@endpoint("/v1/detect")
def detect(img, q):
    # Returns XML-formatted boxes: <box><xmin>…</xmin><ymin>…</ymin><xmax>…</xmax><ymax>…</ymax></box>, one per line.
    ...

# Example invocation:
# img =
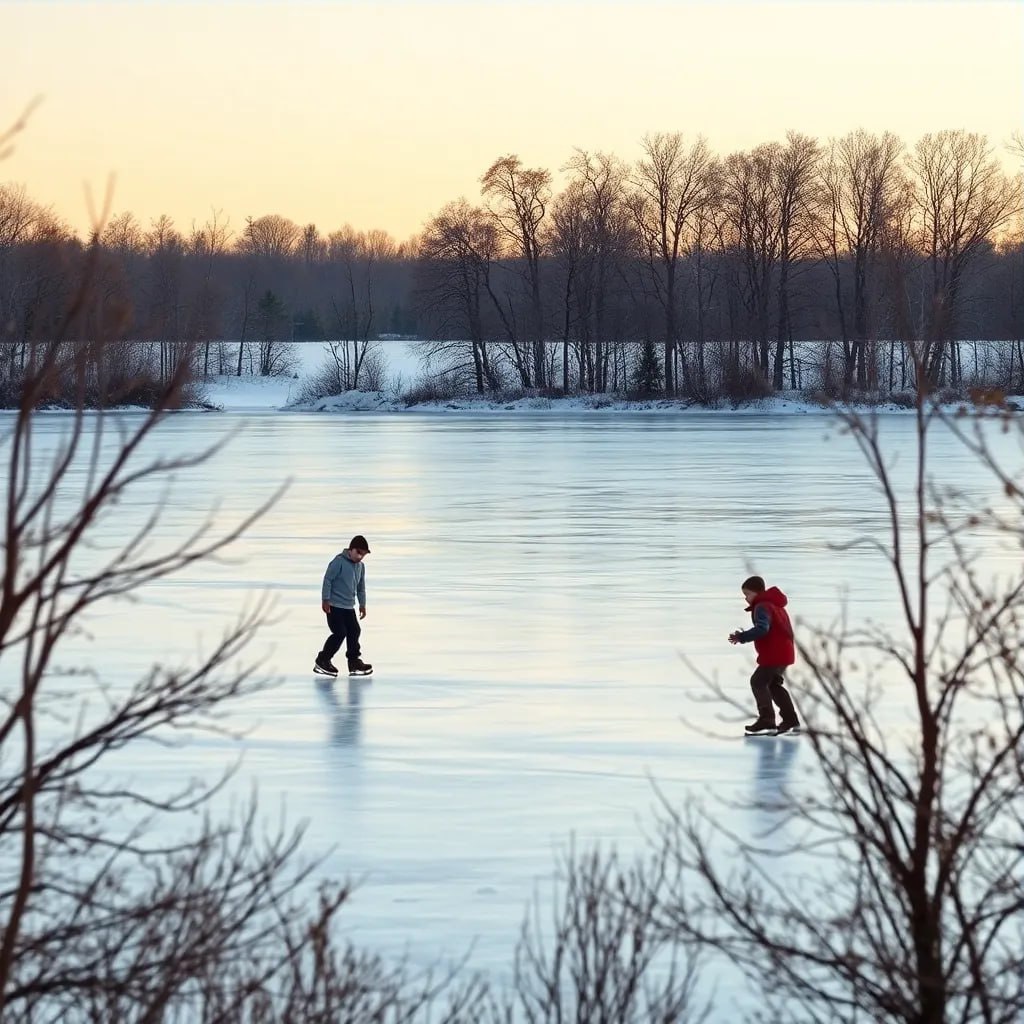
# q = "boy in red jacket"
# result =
<box><xmin>728</xmin><ymin>575</ymin><xmax>800</xmax><ymax>735</ymax></box>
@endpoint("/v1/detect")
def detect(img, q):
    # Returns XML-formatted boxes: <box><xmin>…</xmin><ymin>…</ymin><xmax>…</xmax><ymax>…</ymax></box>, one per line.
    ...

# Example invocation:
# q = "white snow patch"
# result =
<box><xmin>198</xmin><ymin>373</ymin><xmax>304</xmax><ymax>411</ymax></box>
<box><xmin>304</xmin><ymin>390</ymin><xmax>397</xmax><ymax>412</ymax></box>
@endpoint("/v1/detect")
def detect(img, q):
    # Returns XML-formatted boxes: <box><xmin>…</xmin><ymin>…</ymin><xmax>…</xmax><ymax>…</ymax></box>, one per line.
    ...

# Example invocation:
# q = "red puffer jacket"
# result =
<box><xmin>748</xmin><ymin>587</ymin><xmax>795</xmax><ymax>667</ymax></box>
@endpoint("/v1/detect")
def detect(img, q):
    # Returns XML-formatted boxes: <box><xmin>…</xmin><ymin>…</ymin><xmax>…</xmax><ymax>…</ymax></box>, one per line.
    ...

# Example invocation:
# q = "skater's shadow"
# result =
<box><xmin>316</xmin><ymin>676</ymin><xmax>369</xmax><ymax>748</ymax></box>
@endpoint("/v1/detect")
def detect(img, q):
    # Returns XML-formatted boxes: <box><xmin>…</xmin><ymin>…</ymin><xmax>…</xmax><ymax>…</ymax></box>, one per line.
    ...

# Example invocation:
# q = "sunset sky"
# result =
<box><xmin>3</xmin><ymin>0</ymin><xmax>1022</xmax><ymax>242</ymax></box>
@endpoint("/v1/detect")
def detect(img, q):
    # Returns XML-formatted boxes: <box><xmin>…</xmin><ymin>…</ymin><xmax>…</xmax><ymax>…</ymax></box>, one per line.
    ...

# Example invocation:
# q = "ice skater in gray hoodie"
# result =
<box><xmin>314</xmin><ymin>534</ymin><xmax>372</xmax><ymax>677</ymax></box>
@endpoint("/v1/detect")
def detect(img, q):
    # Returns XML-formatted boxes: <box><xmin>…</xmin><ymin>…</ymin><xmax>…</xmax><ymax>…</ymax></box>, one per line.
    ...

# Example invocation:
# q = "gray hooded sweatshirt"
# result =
<box><xmin>321</xmin><ymin>550</ymin><xmax>367</xmax><ymax>609</ymax></box>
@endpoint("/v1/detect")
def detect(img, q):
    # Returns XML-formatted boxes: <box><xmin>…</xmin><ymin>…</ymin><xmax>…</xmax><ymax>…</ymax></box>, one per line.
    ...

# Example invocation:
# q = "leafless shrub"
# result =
<box><xmin>255</xmin><ymin>339</ymin><xmax>299</xmax><ymax>377</ymax></box>
<box><xmin>809</xmin><ymin>339</ymin><xmax>847</xmax><ymax>399</ymax></box>
<box><xmin>0</xmin><ymin>341</ymin><xmax>206</xmax><ymax>409</ymax></box>
<box><xmin>413</xmin><ymin>341</ymin><xmax>509</xmax><ymax>395</ymax></box>
<box><xmin>400</xmin><ymin>373</ymin><xmax>469</xmax><ymax>406</ymax></box>
<box><xmin>659</xmin><ymin>342</ymin><xmax>1024</xmax><ymax>1022</ymax></box>
<box><xmin>291</xmin><ymin>356</ymin><xmax>345</xmax><ymax>405</ymax></box>
<box><xmin>718</xmin><ymin>357</ymin><xmax>774</xmax><ymax>406</ymax></box>
<box><xmin>493</xmin><ymin>387</ymin><xmax>532</xmax><ymax>404</ymax></box>
<box><xmin>291</xmin><ymin>342</ymin><xmax>389</xmax><ymax>404</ymax></box>
<box><xmin>887</xmin><ymin>390</ymin><xmax>919</xmax><ymax>409</ymax></box>
<box><xmin>490</xmin><ymin>844</ymin><xmax>708</xmax><ymax>1024</ymax></box>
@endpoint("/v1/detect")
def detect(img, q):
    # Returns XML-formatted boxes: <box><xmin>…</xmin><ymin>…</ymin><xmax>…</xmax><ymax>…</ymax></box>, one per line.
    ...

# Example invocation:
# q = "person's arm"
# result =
<box><xmin>357</xmin><ymin>564</ymin><xmax>367</xmax><ymax>618</ymax></box>
<box><xmin>321</xmin><ymin>556</ymin><xmax>341</xmax><ymax>612</ymax></box>
<box><xmin>729</xmin><ymin>605</ymin><xmax>771</xmax><ymax>644</ymax></box>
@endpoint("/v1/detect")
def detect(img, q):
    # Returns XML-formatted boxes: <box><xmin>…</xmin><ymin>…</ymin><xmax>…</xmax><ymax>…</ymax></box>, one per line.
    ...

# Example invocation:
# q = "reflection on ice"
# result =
<box><xmin>316</xmin><ymin>676</ymin><xmax>369</xmax><ymax>748</ymax></box>
<box><xmin>749</xmin><ymin>734</ymin><xmax>799</xmax><ymax>789</ymax></box>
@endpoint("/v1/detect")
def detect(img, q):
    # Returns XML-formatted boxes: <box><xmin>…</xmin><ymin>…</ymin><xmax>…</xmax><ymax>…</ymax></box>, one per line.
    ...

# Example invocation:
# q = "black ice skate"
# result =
<box><xmin>744</xmin><ymin>716</ymin><xmax>777</xmax><ymax>736</ymax></box>
<box><xmin>348</xmin><ymin>658</ymin><xmax>373</xmax><ymax>676</ymax></box>
<box><xmin>314</xmin><ymin>654</ymin><xmax>339</xmax><ymax>677</ymax></box>
<box><xmin>775</xmin><ymin>718</ymin><xmax>801</xmax><ymax>737</ymax></box>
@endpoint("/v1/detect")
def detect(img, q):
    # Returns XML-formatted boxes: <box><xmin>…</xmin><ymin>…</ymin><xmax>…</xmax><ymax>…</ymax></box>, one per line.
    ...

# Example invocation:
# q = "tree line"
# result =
<box><xmin>1</xmin><ymin>128</ymin><xmax>1022</xmax><ymax>397</ymax></box>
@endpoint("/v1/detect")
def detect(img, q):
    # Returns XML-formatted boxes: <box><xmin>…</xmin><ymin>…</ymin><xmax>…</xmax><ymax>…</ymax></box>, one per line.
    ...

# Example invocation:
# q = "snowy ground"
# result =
<box><xmin>199</xmin><ymin>340</ymin><xmax>1024</xmax><ymax>417</ymax></box>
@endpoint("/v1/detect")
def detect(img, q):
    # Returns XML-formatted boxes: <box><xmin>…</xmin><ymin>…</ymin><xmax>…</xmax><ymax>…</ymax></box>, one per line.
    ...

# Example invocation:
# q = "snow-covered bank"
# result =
<box><xmin>196</xmin><ymin>375</ymin><xmax>1024</xmax><ymax>417</ymax></box>
<box><xmin>295</xmin><ymin>390</ymin><xmax>828</xmax><ymax>414</ymax></box>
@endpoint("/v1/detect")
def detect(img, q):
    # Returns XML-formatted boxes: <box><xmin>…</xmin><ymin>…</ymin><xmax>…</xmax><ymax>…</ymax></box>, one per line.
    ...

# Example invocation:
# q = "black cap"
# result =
<box><xmin>349</xmin><ymin>535</ymin><xmax>370</xmax><ymax>553</ymax></box>
<box><xmin>741</xmin><ymin>575</ymin><xmax>765</xmax><ymax>592</ymax></box>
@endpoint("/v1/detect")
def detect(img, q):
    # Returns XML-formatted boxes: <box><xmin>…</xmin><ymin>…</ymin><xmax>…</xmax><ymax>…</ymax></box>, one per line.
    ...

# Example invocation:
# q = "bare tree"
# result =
<box><xmin>406</xmin><ymin>341</ymin><xmax>506</xmax><ymax>400</ymax></box>
<box><xmin>721</xmin><ymin>143</ymin><xmax>780</xmax><ymax>379</ymax></box>
<box><xmin>773</xmin><ymin>131</ymin><xmax>820</xmax><ymax>389</ymax></box>
<box><xmin>876</xmin><ymin>178</ymin><xmax>921</xmax><ymax>372</ymax></box>
<box><xmin>816</xmin><ymin>131</ymin><xmax>906</xmax><ymax>391</ymax></box>
<box><xmin>558</xmin><ymin>150</ymin><xmax>634</xmax><ymax>394</ymax></box>
<box><xmin>718</xmin><ymin>135</ymin><xmax>819</xmax><ymax>390</ymax></box>
<box><xmin>143</xmin><ymin>214</ymin><xmax>187</xmax><ymax>378</ymax></box>
<box><xmin>96</xmin><ymin>211</ymin><xmax>146</xmax><ymax>336</ymax></box>
<box><xmin>0</xmin><ymin>184</ymin><xmax>48</xmax><ymax>355</ymax></box>
<box><xmin>660</xmin><ymin>345</ymin><xmax>1024</xmax><ymax>1022</ymax></box>
<box><xmin>628</xmin><ymin>132</ymin><xmax>717</xmax><ymax>395</ymax></box>
<box><xmin>327</xmin><ymin>226</ymin><xmax>397</xmax><ymax>348</ymax></box>
<box><xmin>187</xmin><ymin>209</ymin><xmax>233</xmax><ymax>375</ymax></box>
<box><xmin>684</xmin><ymin>201</ymin><xmax>729</xmax><ymax>397</ymax></box>
<box><xmin>240</xmin><ymin>213</ymin><xmax>301</xmax><ymax>259</ymax></box>
<box><xmin>0</xmin><ymin>183</ymin><xmax>41</xmax><ymax>252</ymax></box>
<box><xmin>909</xmin><ymin>131</ymin><xmax>1022</xmax><ymax>383</ymax></box>
<box><xmin>329</xmin><ymin>340</ymin><xmax>385</xmax><ymax>390</ymax></box>
<box><xmin>299</xmin><ymin>221</ymin><xmax>326</xmax><ymax>267</ymax></box>
<box><xmin>547</xmin><ymin>178</ymin><xmax>588</xmax><ymax>393</ymax></box>
<box><xmin>481</xmin><ymin>155</ymin><xmax>552</xmax><ymax>388</ymax></box>
<box><xmin>0</xmin><ymin>201</ymin><xmax>73</xmax><ymax>362</ymax></box>
<box><xmin>416</xmin><ymin>199</ymin><xmax>501</xmax><ymax>393</ymax></box>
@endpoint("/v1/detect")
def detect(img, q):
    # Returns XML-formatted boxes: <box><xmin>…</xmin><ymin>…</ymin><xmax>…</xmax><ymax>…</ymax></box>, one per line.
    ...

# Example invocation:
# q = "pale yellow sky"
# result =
<box><xmin>3</xmin><ymin>1</ymin><xmax>1022</xmax><ymax>241</ymax></box>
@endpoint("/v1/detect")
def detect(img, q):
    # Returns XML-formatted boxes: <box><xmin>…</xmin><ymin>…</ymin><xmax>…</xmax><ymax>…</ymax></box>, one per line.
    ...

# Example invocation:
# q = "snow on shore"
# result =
<box><xmin>194</xmin><ymin>342</ymin><xmax>1024</xmax><ymax>416</ymax></box>
<box><xmin>196</xmin><ymin>377</ymin><xmax>1022</xmax><ymax>417</ymax></box>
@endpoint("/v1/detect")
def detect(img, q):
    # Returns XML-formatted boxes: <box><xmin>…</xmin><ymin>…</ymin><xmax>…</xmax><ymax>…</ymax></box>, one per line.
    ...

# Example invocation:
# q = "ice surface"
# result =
<box><xmin>3</xmin><ymin>404</ymin><xmax>1019</xmax><ymax>1014</ymax></box>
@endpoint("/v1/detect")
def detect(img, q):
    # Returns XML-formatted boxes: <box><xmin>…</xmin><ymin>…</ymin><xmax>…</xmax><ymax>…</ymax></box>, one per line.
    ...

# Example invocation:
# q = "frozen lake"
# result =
<box><xmin>6</xmin><ymin>406</ymin><xmax>1019</xmax><ymax>1010</ymax></box>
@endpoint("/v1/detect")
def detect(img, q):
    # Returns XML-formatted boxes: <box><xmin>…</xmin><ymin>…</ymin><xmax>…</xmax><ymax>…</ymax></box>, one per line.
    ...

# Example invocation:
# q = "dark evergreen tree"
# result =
<box><xmin>631</xmin><ymin>341</ymin><xmax>663</xmax><ymax>396</ymax></box>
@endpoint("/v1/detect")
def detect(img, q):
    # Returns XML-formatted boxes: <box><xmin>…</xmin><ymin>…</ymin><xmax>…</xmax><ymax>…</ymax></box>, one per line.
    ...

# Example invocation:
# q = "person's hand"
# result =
<box><xmin>322</xmin><ymin>600</ymin><xmax>330</xmax><ymax>613</ymax></box>
<box><xmin>728</xmin><ymin>631</ymin><xmax>741</xmax><ymax>645</ymax></box>
<box><xmin>359</xmin><ymin>606</ymin><xmax>367</xmax><ymax>620</ymax></box>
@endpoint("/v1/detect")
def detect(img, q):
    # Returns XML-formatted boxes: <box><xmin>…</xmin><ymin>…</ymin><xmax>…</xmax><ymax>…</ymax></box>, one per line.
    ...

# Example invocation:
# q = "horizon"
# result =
<box><xmin>3</xmin><ymin>0</ymin><xmax>1022</xmax><ymax>239</ymax></box>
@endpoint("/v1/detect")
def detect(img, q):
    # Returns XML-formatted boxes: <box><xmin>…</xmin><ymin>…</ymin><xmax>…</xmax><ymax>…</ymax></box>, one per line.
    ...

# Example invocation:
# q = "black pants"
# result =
<box><xmin>320</xmin><ymin>607</ymin><xmax>361</xmax><ymax>664</ymax></box>
<box><xmin>750</xmin><ymin>665</ymin><xmax>797</xmax><ymax>724</ymax></box>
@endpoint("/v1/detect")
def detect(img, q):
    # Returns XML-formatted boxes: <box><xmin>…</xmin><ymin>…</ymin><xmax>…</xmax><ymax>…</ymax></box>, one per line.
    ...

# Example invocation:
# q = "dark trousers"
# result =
<box><xmin>750</xmin><ymin>665</ymin><xmax>797</xmax><ymax>724</ymax></box>
<box><xmin>320</xmin><ymin>607</ymin><xmax>361</xmax><ymax>664</ymax></box>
